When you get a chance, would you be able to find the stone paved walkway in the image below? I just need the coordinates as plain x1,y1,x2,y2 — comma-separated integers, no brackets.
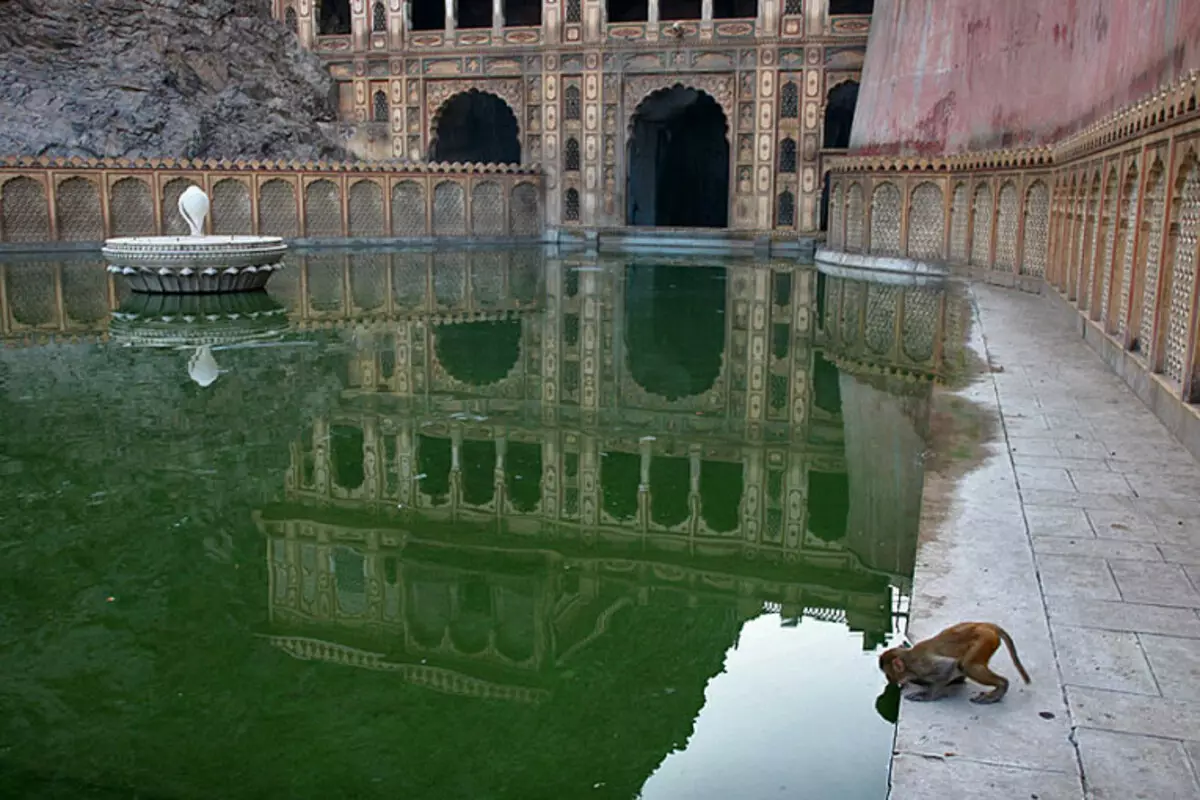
891,284,1200,800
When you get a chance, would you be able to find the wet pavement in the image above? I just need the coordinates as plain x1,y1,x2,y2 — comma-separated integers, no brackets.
893,283,1200,800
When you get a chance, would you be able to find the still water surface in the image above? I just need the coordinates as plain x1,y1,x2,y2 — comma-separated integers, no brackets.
0,248,964,799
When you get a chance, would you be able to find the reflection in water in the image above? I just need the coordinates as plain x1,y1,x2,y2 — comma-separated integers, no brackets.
107,291,290,387
0,249,966,800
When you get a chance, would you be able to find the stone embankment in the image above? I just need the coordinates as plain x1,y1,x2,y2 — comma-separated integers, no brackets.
0,0,345,161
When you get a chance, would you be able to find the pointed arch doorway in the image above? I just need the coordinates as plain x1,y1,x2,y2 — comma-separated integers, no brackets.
626,85,730,228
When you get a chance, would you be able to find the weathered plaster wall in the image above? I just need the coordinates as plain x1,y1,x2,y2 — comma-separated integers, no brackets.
850,0,1200,155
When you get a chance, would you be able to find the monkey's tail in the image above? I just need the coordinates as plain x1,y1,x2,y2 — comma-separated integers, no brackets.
998,627,1031,683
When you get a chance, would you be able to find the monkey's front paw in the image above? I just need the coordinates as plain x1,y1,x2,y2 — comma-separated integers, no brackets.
904,690,934,702
970,692,1002,704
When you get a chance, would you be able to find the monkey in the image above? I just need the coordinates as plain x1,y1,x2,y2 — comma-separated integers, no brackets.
878,622,1031,704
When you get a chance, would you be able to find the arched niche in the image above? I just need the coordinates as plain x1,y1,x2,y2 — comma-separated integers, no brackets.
626,85,730,228
430,91,521,165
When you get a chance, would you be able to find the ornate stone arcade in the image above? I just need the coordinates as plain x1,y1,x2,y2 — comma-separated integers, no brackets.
270,0,870,233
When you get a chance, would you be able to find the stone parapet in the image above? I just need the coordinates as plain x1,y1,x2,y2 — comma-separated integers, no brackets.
826,68,1200,435
0,160,544,248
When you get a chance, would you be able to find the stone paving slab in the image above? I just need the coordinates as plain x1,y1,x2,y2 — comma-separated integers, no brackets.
890,284,1200,800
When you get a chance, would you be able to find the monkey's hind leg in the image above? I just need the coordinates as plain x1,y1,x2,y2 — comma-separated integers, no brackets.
962,659,1009,704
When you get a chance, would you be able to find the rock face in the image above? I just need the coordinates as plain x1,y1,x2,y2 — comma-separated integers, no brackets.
0,0,346,161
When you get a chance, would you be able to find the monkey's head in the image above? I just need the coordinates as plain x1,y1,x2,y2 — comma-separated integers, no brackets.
878,645,909,684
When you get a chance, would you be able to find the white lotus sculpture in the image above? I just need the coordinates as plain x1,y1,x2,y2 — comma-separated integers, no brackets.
102,186,286,293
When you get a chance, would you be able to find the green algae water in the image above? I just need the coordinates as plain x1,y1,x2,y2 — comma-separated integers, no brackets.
0,249,963,800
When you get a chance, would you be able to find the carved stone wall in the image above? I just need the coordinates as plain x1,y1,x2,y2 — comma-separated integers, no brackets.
0,160,544,243
271,3,868,234
826,70,1200,407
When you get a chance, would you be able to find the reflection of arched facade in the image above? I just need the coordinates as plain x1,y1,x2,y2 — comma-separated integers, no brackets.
818,269,969,384
627,86,730,228
624,264,726,400
434,319,522,386
430,91,521,165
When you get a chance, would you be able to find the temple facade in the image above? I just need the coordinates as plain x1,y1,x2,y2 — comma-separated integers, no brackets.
268,0,871,233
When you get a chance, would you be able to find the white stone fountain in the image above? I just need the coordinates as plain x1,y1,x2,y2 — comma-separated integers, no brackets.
103,186,287,293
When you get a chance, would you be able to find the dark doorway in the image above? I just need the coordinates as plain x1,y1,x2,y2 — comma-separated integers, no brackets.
824,81,859,150
625,264,727,400
411,0,445,30
504,0,541,25
608,0,649,21
457,0,491,28
660,0,701,19
829,0,873,12
318,0,351,34
431,91,521,165
713,0,756,17
627,87,729,228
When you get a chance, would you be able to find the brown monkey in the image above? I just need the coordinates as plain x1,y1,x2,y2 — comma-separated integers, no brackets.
878,622,1031,704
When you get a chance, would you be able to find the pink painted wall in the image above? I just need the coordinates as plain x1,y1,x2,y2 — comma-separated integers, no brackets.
849,0,1200,155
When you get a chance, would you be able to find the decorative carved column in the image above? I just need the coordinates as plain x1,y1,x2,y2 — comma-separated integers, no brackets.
647,0,659,40
493,0,504,33
688,444,702,533
543,0,561,43
756,0,777,36
805,0,825,35
745,268,770,437
363,415,381,499
584,0,602,42
352,0,369,50
298,0,316,48
395,424,414,507
582,53,603,227
580,435,600,527
741,447,763,543
444,0,456,35
542,436,560,518
313,418,332,496
580,269,602,424
394,0,408,48
638,438,652,492
542,58,561,227
637,437,652,531
541,258,561,425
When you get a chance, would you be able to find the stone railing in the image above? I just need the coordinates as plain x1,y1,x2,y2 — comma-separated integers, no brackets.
0,157,544,247
825,69,1200,432
824,149,1055,286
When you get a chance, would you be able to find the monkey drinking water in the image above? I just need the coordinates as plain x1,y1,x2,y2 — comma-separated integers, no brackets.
878,622,1030,704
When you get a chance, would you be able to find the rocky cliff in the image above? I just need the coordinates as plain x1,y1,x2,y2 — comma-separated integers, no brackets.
0,0,346,161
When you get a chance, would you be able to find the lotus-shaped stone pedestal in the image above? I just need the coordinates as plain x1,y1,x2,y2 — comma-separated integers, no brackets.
103,186,286,294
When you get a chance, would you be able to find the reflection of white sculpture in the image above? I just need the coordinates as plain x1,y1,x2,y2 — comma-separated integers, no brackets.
188,345,220,387
179,185,210,237
103,186,287,294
